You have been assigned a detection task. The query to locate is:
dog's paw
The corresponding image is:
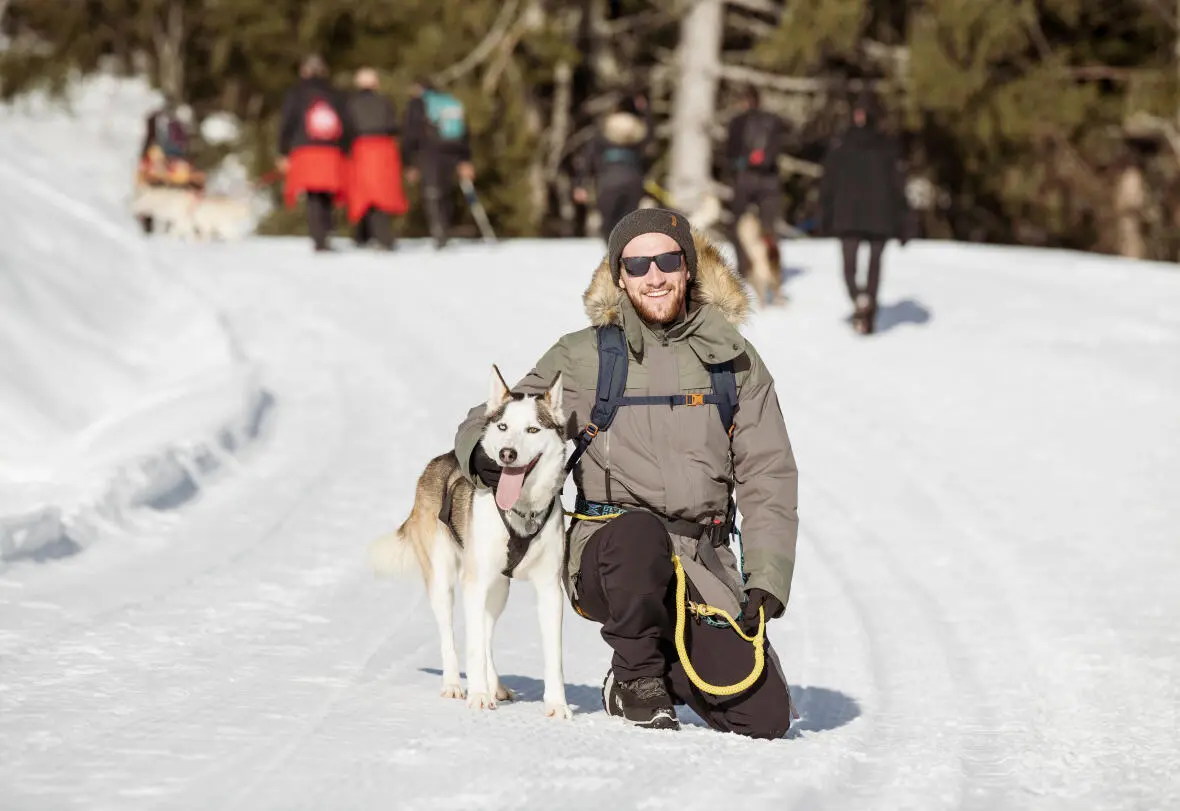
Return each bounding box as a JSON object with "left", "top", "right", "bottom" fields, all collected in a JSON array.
[
  {"left": 467, "top": 692, "right": 497, "bottom": 711},
  {"left": 440, "top": 683, "right": 466, "bottom": 700},
  {"left": 494, "top": 685, "right": 516, "bottom": 702},
  {"left": 543, "top": 701, "right": 573, "bottom": 720}
]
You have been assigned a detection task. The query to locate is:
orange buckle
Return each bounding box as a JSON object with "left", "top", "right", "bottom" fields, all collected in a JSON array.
[
  {"left": 686, "top": 393, "right": 705, "bottom": 406},
  {"left": 583, "top": 423, "right": 600, "bottom": 438}
]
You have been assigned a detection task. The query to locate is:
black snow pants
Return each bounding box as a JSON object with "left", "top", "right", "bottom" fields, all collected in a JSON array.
[
  {"left": 729, "top": 170, "right": 782, "bottom": 277},
  {"left": 306, "top": 191, "right": 335, "bottom": 251},
  {"left": 421, "top": 152, "right": 461, "bottom": 246},
  {"left": 573, "top": 511, "right": 793, "bottom": 740},
  {"left": 841, "top": 237, "right": 886, "bottom": 322},
  {"left": 597, "top": 172, "right": 646, "bottom": 239},
  {"left": 354, "top": 206, "right": 396, "bottom": 250}
]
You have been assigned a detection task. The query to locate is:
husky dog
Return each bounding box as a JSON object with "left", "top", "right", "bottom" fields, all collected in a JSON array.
[
  {"left": 736, "top": 211, "right": 786, "bottom": 308},
  {"left": 130, "top": 185, "right": 195, "bottom": 235},
  {"left": 186, "top": 193, "right": 258, "bottom": 241},
  {"left": 369, "top": 367, "right": 572, "bottom": 719},
  {"left": 130, "top": 185, "right": 259, "bottom": 241}
]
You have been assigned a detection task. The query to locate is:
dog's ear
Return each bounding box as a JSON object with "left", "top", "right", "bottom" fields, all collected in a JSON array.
[
  {"left": 543, "top": 372, "right": 564, "bottom": 419},
  {"left": 486, "top": 364, "right": 512, "bottom": 414}
]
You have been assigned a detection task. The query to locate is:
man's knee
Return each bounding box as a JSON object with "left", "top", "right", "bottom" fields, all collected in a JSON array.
[
  {"left": 743, "top": 694, "right": 792, "bottom": 740},
  {"left": 723, "top": 659, "right": 793, "bottom": 740}
]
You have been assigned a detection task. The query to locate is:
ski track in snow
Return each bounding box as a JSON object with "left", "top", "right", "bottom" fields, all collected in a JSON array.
[{"left": 3, "top": 114, "right": 1180, "bottom": 806}]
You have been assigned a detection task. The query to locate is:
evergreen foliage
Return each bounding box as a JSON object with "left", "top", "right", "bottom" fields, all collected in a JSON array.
[{"left": 3, "top": 0, "right": 1179, "bottom": 258}]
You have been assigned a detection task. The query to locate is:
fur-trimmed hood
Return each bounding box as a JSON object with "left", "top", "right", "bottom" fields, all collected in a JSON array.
[{"left": 582, "top": 229, "right": 752, "bottom": 361}]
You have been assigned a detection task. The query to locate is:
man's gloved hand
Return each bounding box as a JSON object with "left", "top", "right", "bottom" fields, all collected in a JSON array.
[
  {"left": 740, "top": 588, "right": 784, "bottom": 635},
  {"left": 470, "top": 444, "right": 502, "bottom": 489}
]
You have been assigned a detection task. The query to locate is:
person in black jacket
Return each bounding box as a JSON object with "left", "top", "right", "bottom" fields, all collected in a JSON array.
[
  {"left": 819, "top": 91, "right": 909, "bottom": 334},
  {"left": 724, "top": 85, "right": 787, "bottom": 278},
  {"left": 573, "top": 94, "right": 652, "bottom": 240},
  {"left": 277, "top": 54, "right": 354, "bottom": 252},
  {"left": 402, "top": 78, "right": 474, "bottom": 249},
  {"left": 344, "top": 67, "right": 407, "bottom": 250}
]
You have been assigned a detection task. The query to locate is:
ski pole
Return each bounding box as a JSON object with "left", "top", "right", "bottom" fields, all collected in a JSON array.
[{"left": 459, "top": 177, "right": 497, "bottom": 243}]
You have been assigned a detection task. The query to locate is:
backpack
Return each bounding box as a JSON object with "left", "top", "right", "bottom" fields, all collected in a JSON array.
[
  {"left": 305, "top": 98, "right": 343, "bottom": 142},
  {"left": 422, "top": 89, "right": 467, "bottom": 142},
  {"left": 564, "top": 324, "right": 738, "bottom": 476},
  {"left": 601, "top": 145, "right": 639, "bottom": 167},
  {"left": 740, "top": 111, "right": 778, "bottom": 170}
]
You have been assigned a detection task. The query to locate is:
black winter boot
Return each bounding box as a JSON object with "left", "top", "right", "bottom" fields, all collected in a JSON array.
[{"left": 602, "top": 670, "right": 680, "bottom": 730}]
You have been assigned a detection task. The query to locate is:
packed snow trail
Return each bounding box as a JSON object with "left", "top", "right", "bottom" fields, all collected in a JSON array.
[
  {"left": 3, "top": 227, "right": 1179, "bottom": 810},
  {"left": 0, "top": 75, "right": 265, "bottom": 564}
]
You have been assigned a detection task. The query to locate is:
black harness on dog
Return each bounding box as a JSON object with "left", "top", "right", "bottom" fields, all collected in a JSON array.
[
  {"left": 438, "top": 477, "right": 558, "bottom": 579},
  {"left": 496, "top": 499, "right": 558, "bottom": 578}
]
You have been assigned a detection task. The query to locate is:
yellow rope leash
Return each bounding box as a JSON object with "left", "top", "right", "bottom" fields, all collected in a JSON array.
[
  {"left": 566, "top": 510, "right": 766, "bottom": 697},
  {"left": 672, "top": 554, "right": 765, "bottom": 697}
]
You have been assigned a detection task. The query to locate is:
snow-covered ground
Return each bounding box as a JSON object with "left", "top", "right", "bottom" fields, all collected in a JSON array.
[
  {"left": 0, "top": 75, "right": 268, "bottom": 563},
  {"left": 2, "top": 77, "right": 1179, "bottom": 810}
]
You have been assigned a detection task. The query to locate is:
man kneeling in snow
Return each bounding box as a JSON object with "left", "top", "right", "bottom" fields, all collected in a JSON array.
[{"left": 453, "top": 209, "right": 799, "bottom": 738}]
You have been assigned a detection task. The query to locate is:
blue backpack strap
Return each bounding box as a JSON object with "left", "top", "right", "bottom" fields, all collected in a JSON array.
[
  {"left": 564, "top": 325, "right": 740, "bottom": 475},
  {"left": 708, "top": 361, "right": 738, "bottom": 436},
  {"left": 565, "top": 324, "right": 629, "bottom": 474}
]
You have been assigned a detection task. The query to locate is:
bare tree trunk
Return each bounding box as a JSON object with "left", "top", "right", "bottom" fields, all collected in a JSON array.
[
  {"left": 527, "top": 95, "right": 547, "bottom": 233},
  {"left": 153, "top": 0, "right": 185, "bottom": 100},
  {"left": 667, "top": 0, "right": 723, "bottom": 216},
  {"left": 587, "top": 0, "right": 621, "bottom": 87},
  {"left": 548, "top": 58, "right": 577, "bottom": 232},
  {"left": 1115, "top": 164, "right": 1147, "bottom": 260}
]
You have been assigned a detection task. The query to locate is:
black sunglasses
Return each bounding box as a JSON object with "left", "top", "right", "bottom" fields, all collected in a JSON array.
[{"left": 620, "top": 250, "right": 684, "bottom": 277}]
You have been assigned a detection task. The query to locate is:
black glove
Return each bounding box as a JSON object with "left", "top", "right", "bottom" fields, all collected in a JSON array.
[
  {"left": 470, "top": 444, "right": 502, "bottom": 489},
  {"left": 740, "top": 588, "right": 783, "bottom": 635}
]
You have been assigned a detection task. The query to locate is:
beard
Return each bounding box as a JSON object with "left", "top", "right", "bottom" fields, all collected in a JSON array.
[{"left": 626, "top": 279, "right": 687, "bottom": 325}]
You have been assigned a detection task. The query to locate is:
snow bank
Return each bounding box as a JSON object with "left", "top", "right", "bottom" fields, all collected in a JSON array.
[{"left": 0, "top": 73, "right": 270, "bottom": 564}]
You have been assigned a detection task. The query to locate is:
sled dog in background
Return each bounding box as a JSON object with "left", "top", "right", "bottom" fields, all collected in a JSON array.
[
  {"left": 736, "top": 210, "right": 786, "bottom": 308},
  {"left": 130, "top": 185, "right": 259, "bottom": 241},
  {"left": 368, "top": 367, "right": 572, "bottom": 719}
]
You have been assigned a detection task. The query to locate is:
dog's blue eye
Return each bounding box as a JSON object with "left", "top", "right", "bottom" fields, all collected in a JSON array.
[
  {"left": 527, "top": 427, "right": 539, "bottom": 434},
  {"left": 498, "top": 423, "right": 507, "bottom": 431}
]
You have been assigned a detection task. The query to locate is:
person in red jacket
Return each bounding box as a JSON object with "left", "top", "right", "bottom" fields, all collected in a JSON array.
[
  {"left": 343, "top": 67, "right": 407, "bottom": 251},
  {"left": 277, "top": 54, "right": 353, "bottom": 252}
]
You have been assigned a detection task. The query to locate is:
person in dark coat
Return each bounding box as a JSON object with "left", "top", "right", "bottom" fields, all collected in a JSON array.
[
  {"left": 344, "top": 67, "right": 407, "bottom": 250},
  {"left": 277, "top": 54, "right": 353, "bottom": 252},
  {"left": 724, "top": 85, "right": 787, "bottom": 278},
  {"left": 402, "top": 78, "right": 475, "bottom": 249},
  {"left": 573, "top": 94, "right": 653, "bottom": 241},
  {"left": 819, "top": 91, "right": 909, "bottom": 334}
]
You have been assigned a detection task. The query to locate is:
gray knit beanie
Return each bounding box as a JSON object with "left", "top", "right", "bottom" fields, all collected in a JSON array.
[{"left": 607, "top": 207, "right": 697, "bottom": 284}]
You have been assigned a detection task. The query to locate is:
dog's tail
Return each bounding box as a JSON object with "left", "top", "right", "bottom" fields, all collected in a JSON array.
[
  {"left": 367, "top": 524, "right": 419, "bottom": 577},
  {"left": 368, "top": 502, "right": 441, "bottom": 582}
]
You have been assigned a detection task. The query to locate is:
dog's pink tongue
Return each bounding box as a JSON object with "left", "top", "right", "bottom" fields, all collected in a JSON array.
[{"left": 496, "top": 467, "right": 527, "bottom": 511}]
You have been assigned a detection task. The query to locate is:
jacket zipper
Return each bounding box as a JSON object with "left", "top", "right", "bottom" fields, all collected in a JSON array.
[{"left": 603, "top": 429, "right": 613, "bottom": 503}]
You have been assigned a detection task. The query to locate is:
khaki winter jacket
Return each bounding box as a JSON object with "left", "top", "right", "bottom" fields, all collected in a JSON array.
[{"left": 453, "top": 232, "right": 799, "bottom": 613}]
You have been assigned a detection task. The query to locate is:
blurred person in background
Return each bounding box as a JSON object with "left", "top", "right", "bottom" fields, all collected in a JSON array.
[
  {"left": 402, "top": 78, "right": 475, "bottom": 250},
  {"left": 724, "top": 85, "right": 788, "bottom": 279},
  {"left": 819, "top": 90, "right": 910, "bottom": 334},
  {"left": 344, "top": 67, "right": 406, "bottom": 251},
  {"left": 573, "top": 93, "right": 653, "bottom": 240},
  {"left": 277, "top": 54, "right": 353, "bottom": 252}
]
